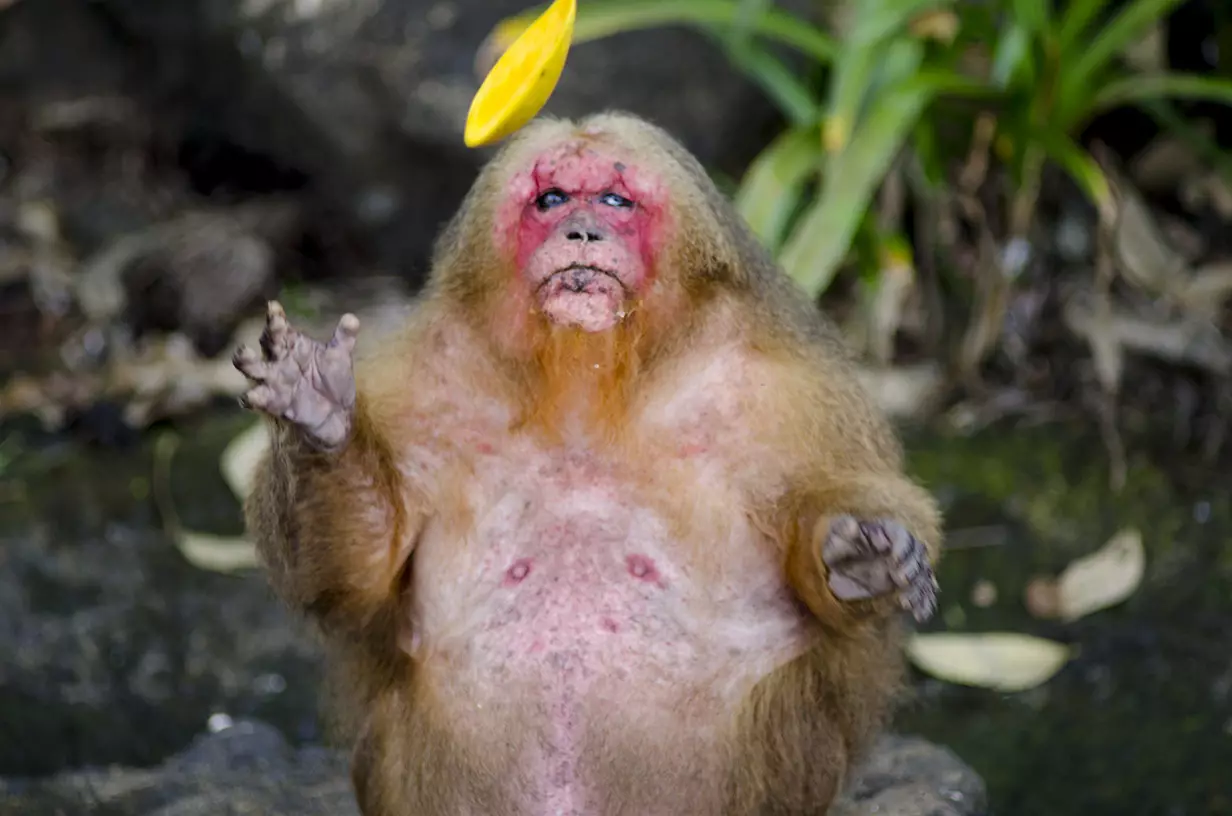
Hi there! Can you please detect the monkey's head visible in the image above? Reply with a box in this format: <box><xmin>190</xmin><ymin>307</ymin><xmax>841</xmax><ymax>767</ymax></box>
<box><xmin>434</xmin><ymin>112</ymin><xmax>750</xmax><ymax>353</ymax></box>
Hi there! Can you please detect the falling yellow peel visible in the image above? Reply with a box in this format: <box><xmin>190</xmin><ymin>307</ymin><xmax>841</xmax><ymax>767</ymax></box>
<box><xmin>464</xmin><ymin>0</ymin><xmax>577</xmax><ymax>148</ymax></box>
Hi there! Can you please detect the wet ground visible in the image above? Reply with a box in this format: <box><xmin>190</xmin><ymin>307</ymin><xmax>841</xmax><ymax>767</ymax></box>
<box><xmin>0</xmin><ymin>408</ymin><xmax>1229</xmax><ymax>814</ymax></box>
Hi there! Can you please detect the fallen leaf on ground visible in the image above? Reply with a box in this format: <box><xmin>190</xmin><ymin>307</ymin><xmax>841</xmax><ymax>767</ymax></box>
<box><xmin>906</xmin><ymin>632</ymin><xmax>1073</xmax><ymax>692</ymax></box>
<box><xmin>1056</xmin><ymin>527</ymin><xmax>1145</xmax><ymax>622</ymax></box>
<box><xmin>221</xmin><ymin>421</ymin><xmax>270</xmax><ymax>501</ymax></box>
<box><xmin>853</xmin><ymin>362</ymin><xmax>945</xmax><ymax>420</ymax></box>
<box><xmin>173</xmin><ymin>530</ymin><xmax>259</xmax><ymax>573</ymax></box>
<box><xmin>1062</xmin><ymin>284</ymin><xmax>1232</xmax><ymax>379</ymax></box>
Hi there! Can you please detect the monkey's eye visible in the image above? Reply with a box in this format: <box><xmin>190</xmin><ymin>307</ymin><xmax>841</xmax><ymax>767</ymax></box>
<box><xmin>535</xmin><ymin>189</ymin><xmax>569</xmax><ymax>211</ymax></box>
<box><xmin>599</xmin><ymin>192</ymin><xmax>634</xmax><ymax>209</ymax></box>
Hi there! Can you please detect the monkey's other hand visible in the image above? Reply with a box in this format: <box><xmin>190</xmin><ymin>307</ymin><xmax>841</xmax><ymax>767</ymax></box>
<box><xmin>233</xmin><ymin>301</ymin><xmax>360</xmax><ymax>450</ymax></box>
<box><xmin>822</xmin><ymin>516</ymin><xmax>938</xmax><ymax>623</ymax></box>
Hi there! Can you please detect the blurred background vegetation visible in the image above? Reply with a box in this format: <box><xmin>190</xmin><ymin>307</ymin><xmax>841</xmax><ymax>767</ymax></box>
<box><xmin>0</xmin><ymin>1</ymin><xmax>1230</xmax><ymax>815</ymax></box>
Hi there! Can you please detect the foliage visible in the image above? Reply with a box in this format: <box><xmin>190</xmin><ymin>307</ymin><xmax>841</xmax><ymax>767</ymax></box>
<box><xmin>490</xmin><ymin>0</ymin><xmax>1232</xmax><ymax>363</ymax></box>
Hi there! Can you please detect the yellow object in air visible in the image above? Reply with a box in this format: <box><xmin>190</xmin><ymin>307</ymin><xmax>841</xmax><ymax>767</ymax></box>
<box><xmin>464</xmin><ymin>0</ymin><xmax>577</xmax><ymax>148</ymax></box>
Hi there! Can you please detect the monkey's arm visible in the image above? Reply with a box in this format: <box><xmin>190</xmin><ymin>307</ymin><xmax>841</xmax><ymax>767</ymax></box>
<box><xmin>235</xmin><ymin>301</ymin><xmax>420</xmax><ymax>651</ymax></box>
<box><xmin>765</xmin><ymin>353</ymin><xmax>943</xmax><ymax>630</ymax></box>
<box><xmin>782</xmin><ymin>469</ymin><xmax>941</xmax><ymax>631</ymax></box>
<box><xmin>245</xmin><ymin>401</ymin><xmax>418</xmax><ymax>647</ymax></box>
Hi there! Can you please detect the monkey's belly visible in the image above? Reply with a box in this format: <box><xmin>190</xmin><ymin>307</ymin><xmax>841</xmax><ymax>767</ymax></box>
<box><xmin>411</xmin><ymin>492</ymin><xmax>808</xmax><ymax>814</ymax></box>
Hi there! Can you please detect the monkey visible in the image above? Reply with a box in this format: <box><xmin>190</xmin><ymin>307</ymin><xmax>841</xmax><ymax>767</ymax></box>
<box><xmin>234</xmin><ymin>111</ymin><xmax>942</xmax><ymax>816</ymax></box>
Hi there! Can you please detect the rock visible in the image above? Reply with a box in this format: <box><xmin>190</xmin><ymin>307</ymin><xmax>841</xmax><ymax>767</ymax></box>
<box><xmin>91</xmin><ymin>0</ymin><xmax>801</xmax><ymax>279</ymax></box>
<box><xmin>0</xmin><ymin>436</ymin><xmax>326</xmax><ymax>778</ymax></box>
<box><xmin>0</xmin><ymin>724</ymin><xmax>985</xmax><ymax>816</ymax></box>
<box><xmin>76</xmin><ymin>203</ymin><xmax>299</xmax><ymax>357</ymax></box>
<box><xmin>833</xmin><ymin>735</ymin><xmax>989</xmax><ymax>816</ymax></box>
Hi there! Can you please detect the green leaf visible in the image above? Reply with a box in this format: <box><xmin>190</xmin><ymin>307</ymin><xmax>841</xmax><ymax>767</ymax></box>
<box><xmin>781</xmin><ymin>83</ymin><xmax>937</xmax><ymax>297</ymax></box>
<box><xmin>1058</xmin><ymin>0</ymin><xmax>1186</xmax><ymax>122</ymax></box>
<box><xmin>845</xmin><ymin>0</ymin><xmax>955</xmax><ymax>45</ymax></box>
<box><xmin>733</xmin><ymin>126</ymin><xmax>821</xmax><ymax>249</ymax></box>
<box><xmin>1058</xmin><ymin>0</ymin><xmax>1110</xmax><ymax>53</ymax></box>
<box><xmin>991</xmin><ymin>22</ymin><xmax>1034</xmax><ymax>89</ymax></box>
<box><xmin>489</xmin><ymin>0</ymin><xmax>836</xmax><ymax>63</ymax></box>
<box><xmin>720</xmin><ymin>38</ymin><xmax>820</xmax><ymax>125</ymax></box>
<box><xmin>822</xmin><ymin>0</ymin><xmax>951</xmax><ymax>152</ymax></box>
<box><xmin>1031</xmin><ymin>128</ymin><xmax>1112</xmax><ymax>213</ymax></box>
<box><xmin>727</xmin><ymin>0</ymin><xmax>775</xmax><ymax>51</ymax></box>
<box><xmin>1091</xmin><ymin>72</ymin><xmax>1232</xmax><ymax>115</ymax></box>
<box><xmin>874</xmin><ymin>38</ymin><xmax>927</xmax><ymax>93</ymax></box>
<box><xmin>1011</xmin><ymin>0</ymin><xmax>1051</xmax><ymax>36</ymax></box>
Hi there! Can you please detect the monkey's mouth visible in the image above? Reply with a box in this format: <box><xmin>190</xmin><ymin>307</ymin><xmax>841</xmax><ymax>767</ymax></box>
<box><xmin>536</xmin><ymin>265</ymin><xmax>628</xmax><ymax>332</ymax></box>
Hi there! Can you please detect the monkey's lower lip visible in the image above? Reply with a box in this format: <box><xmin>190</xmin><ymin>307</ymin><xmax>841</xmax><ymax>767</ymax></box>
<box><xmin>537</xmin><ymin>267</ymin><xmax>626</xmax><ymax>332</ymax></box>
<box><xmin>539</xmin><ymin>265</ymin><xmax>622</xmax><ymax>294</ymax></box>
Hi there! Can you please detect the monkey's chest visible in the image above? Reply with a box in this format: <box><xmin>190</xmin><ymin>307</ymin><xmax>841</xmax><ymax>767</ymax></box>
<box><xmin>407</xmin><ymin>477</ymin><xmax>807</xmax><ymax>814</ymax></box>
<box><xmin>409</xmin><ymin>478</ymin><xmax>805</xmax><ymax>686</ymax></box>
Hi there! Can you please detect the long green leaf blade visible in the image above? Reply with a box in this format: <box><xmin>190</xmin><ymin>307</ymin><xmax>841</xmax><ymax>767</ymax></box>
<box><xmin>1091</xmin><ymin>72</ymin><xmax>1232</xmax><ymax>115</ymax></box>
<box><xmin>822</xmin><ymin>0</ymin><xmax>949</xmax><ymax>152</ymax></box>
<box><xmin>992</xmin><ymin>22</ymin><xmax>1034</xmax><ymax>89</ymax></box>
<box><xmin>733</xmin><ymin>126</ymin><xmax>821</xmax><ymax>248</ymax></box>
<box><xmin>782</xmin><ymin>86</ymin><xmax>936</xmax><ymax>296</ymax></box>
<box><xmin>485</xmin><ymin>0</ymin><xmax>836</xmax><ymax>64</ymax></box>
<box><xmin>1030</xmin><ymin>128</ymin><xmax>1112</xmax><ymax>214</ymax></box>
<box><xmin>845</xmin><ymin>0</ymin><xmax>955</xmax><ymax>45</ymax></box>
<box><xmin>720</xmin><ymin>38</ymin><xmax>820</xmax><ymax>125</ymax></box>
<box><xmin>1060</xmin><ymin>0</ymin><xmax>1186</xmax><ymax>121</ymax></box>
<box><xmin>1058</xmin><ymin>0</ymin><xmax>1110</xmax><ymax>53</ymax></box>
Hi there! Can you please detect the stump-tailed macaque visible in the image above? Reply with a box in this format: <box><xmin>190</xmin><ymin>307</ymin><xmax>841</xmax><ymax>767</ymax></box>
<box><xmin>235</xmin><ymin>112</ymin><xmax>942</xmax><ymax>816</ymax></box>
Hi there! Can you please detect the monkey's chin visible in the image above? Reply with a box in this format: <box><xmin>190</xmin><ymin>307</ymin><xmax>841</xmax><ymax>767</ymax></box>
<box><xmin>537</xmin><ymin>271</ymin><xmax>627</xmax><ymax>333</ymax></box>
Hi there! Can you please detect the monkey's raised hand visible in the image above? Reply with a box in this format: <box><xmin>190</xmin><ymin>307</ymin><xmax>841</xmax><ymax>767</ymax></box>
<box><xmin>822</xmin><ymin>516</ymin><xmax>938</xmax><ymax>623</ymax></box>
<box><xmin>233</xmin><ymin>300</ymin><xmax>360</xmax><ymax>451</ymax></box>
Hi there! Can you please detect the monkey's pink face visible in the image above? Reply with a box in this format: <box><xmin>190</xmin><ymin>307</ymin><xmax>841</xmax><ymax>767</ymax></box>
<box><xmin>500</xmin><ymin>142</ymin><xmax>667</xmax><ymax>333</ymax></box>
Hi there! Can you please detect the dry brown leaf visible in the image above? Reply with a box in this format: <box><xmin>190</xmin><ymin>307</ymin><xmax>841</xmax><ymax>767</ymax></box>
<box><xmin>1024</xmin><ymin>575</ymin><xmax>1062</xmax><ymax>620</ymax></box>
<box><xmin>906</xmin><ymin>632</ymin><xmax>1073</xmax><ymax>692</ymax></box>
<box><xmin>174</xmin><ymin>530</ymin><xmax>259</xmax><ymax>573</ymax></box>
<box><xmin>1062</xmin><ymin>284</ymin><xmax>1232</xmax><ymax>379</ymax></box>
<box><xmin>1110</xmin><ymin>182</ymin><xmax>1188</xmax><ymax>295</ymax></box>
<box><xmin>853</xmin><ymin>363</ymin><xmax>945</xmax><ymax>420</ymax></box>
<box><xmin>1056</xmin><ymin>528</ymin><xmax>1146</xmax><ymax>622</ymax></box>
<box><xmin>1175</xmin><ymin>261</ymin><xmax>1232</xmax><ymax>319</ymax></box>
<box><xmin>864</xmin><ymin>253</ymin><xmax>915</xmax><ymax>366</ymax></box>
<box><xmin>1131</xmin><ymin>135</ymin><xmax>1207</xmax><ymax>193</ymax></box>
<box><xmin>220</xmin><ymin>421</ymin><xmax>270</xmax><ymax>501</ymax></box>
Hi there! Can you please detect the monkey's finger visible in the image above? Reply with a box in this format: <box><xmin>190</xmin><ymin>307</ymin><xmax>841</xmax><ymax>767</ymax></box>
<box><xmin>886</xmin><ymin>522</ymin><xmax>916</xmax><ymax>563</ymax></box>
<box><xmin>238</xmin><ymin>383</ymin><xmax>287</xmax><ymax>415</ymax></box>
<box><xmin>901</xmin><ymin>579</ymin><xmax>938</xmax><ymax>623</ymax></box>
<box><xmin>261</xmin><ymin>301</ymin><xmax>294</xmax><ymax>360</ymax></box>
<box><xmin>821</xmin><ymin>515</ymin><xmax>862</xmax><ymax>564</ymax></box>
<box><xmin>233</xmin><ymin>345</ymin><xmax>272</xmax><ymax>381</ymax></box>
<box><xmin>329</xmin><ymin>313</ymin><xmax>361</xmax><ymax>354</ymax></box>
<box><xmin>890</xmin><ymin>551</ymin><xmax>924</xmax><ymax>589</ymax></box>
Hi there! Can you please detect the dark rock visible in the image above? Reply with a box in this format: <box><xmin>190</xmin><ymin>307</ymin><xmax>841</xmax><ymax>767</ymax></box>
<box><xmin>89</xmin><ymin>0</ymin><xmax>801</xmax><ymax>281</ymax></box>
<box><xmin>0</xmin><ymin>432</ymin><xmax>325</xmax><ymax>777</ymax></box>
<box><xmin>0</xmin><ymin>724</ymin><xmax>985</xmax><ymax>816</ymax></box>
<box><xmin>833</xmin><ymin>735</ymin><xmax>989</xmax><ymax>816</ymax></box>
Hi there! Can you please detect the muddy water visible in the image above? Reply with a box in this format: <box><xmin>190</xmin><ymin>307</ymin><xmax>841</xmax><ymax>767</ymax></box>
<box><xmin>0</xmin><ymin>410</ymin><xmax>1228</xmax><ymax>814</ymax></box>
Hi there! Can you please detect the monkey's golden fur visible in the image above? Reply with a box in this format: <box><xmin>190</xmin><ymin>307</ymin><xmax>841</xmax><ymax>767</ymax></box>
<box><xmin>244</xmin><ymin>112</ymin><xmax>942</xmax><ymax>815</ymax></box>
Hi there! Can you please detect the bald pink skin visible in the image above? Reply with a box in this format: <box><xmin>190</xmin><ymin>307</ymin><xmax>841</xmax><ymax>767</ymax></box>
<box><xmin>494</xmin><ymin>141</ymin><xmax>669</xmax><ymax>332</ymax></box>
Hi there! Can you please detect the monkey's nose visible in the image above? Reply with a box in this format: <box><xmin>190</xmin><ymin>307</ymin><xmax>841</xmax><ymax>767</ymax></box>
<box><xmin>561</xmin><ymin>212</ymin><xmax>607</xmax><ymax>243</ymax></box>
